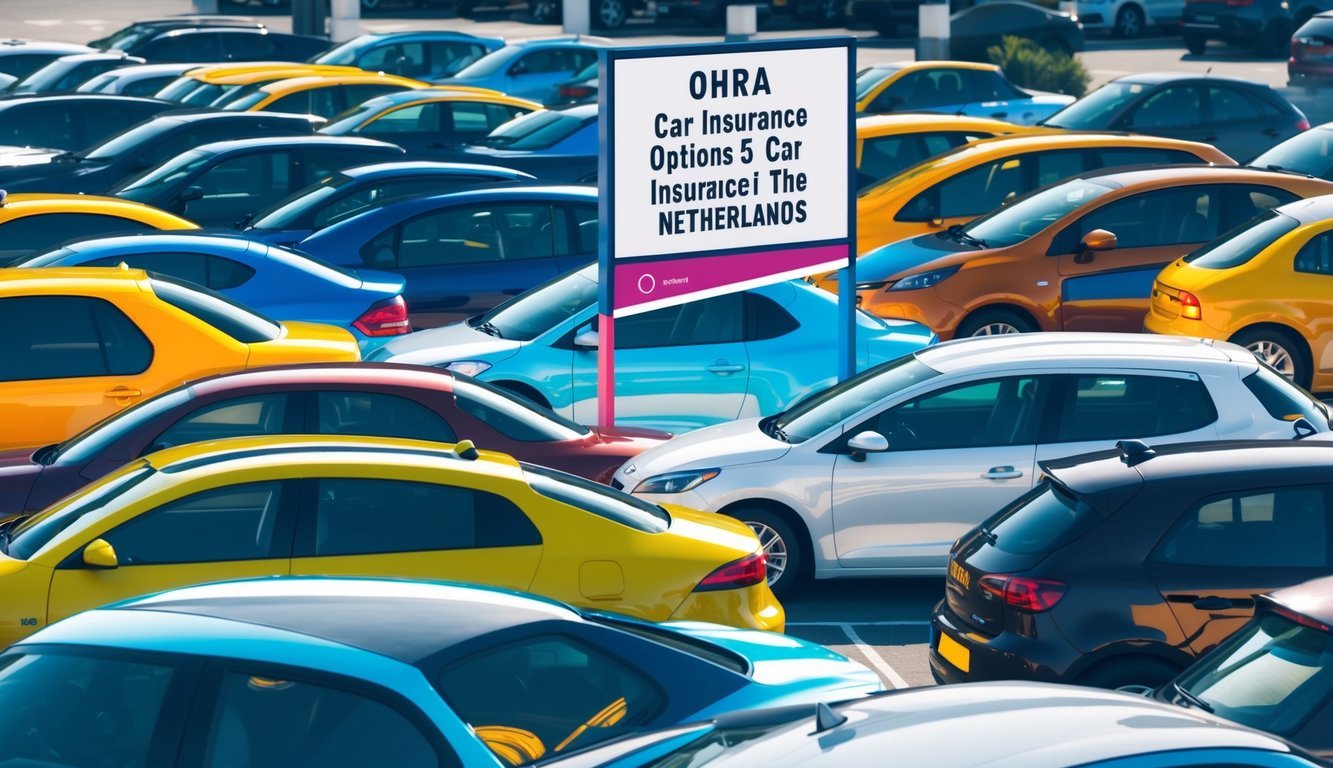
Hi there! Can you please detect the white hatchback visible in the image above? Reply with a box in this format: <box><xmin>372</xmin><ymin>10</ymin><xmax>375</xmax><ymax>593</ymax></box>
<box><xmin>613</xmin><ymin>333</ymin><xmax>1331</xmax><ymax>594</ymax></box>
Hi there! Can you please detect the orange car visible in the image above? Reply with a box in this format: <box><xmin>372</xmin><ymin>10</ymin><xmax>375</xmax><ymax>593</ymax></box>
<box><xmin>0</xmin><ymin>267</ymin><xmax>360</xmax><ymax>450</ymax></box>
<box><xmin>855</xmin><ymin>133</ymin><xmax>1236</xmax><ymax>255</ymax></box>
<box><xmin>845</xmin><ymin>166</ymin><xmax>1333</xmax><ymax>340</ymax></box>
<box><xmin>0</xmin><ymin>194</ymin><xmax>196</xmax><ymax>263</ymax></box>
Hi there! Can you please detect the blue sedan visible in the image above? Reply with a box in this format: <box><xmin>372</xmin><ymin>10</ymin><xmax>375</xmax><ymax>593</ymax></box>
<box><xmin>369</xmin><ymin>264</ymin><xmax>937</xmax><ymax>433</ymax></box>
<box><xmin>442</xmin><ymin>37</ymin><xmax>607</xmax><ymax>102</ymax></box>
<box><xmin>243</xmin><ymin>160</ymin><xmax>537</xmax><ymax>248</ymax></box>
<box><xmin>441</xmin><ymin>104</ymin><xmax>599</xmax><ymax>183</ymax></box>
<box><xmin>0</xmin><ymin>578</ymin><xmax>883</xmax><ymax>767</ymax></box>
<box><xmin>297</xmin><ymin>184</ymin><xmax>596</xmax><ymax>329</ymax></box>
<box><xmin>13</xmin><ymin>232</ymin><xmax>410</xmax><ymax>348</ymax></box>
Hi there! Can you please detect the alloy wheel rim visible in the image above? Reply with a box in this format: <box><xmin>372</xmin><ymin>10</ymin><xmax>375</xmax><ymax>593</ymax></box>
<box><xmin>972</xmin><ymin>322</ymin><xmax>1022</xmax><ymax>336</ymax></box>
<box><xmin>746</xmin><ymin>522</ymin><xmax>788</xmax><ymax>585</ymax></box>
<box><xmin>1120</xmin><ymin>9</ymin><xmax>1141</xmax><ymax>36</ymax></box>
<box><xmin>601</xmin><ymin>0</ymin><xmax>624</xmax><ymax>25</ymax></box>
<box><xmin>1248</xmin><ymin>340</ymin><xmax>1295</xmax><ymax>379</ymax></box>
<box><xmin>820</xmin><ymin>0</ymin><xmax>839</xmax><ymax>21</ymax></box>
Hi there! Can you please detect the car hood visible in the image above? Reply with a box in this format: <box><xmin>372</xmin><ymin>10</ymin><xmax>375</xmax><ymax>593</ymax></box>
<box><xmin>366</xmin><ymin>320</ymin><xmax>522</xmax><ymax>365</ymax></box>
<box><xmin>858</xmin><ymin>233</ymin><xmax>974</xmax><ymax>283</ymax></box>
<box><xmin>0</xmin><ymin>448</ymin><xmax>41</xmax><ymax>520</ymax></box>
<box><xmin>665</xmin><ymin>620</ymin><xmax>883</xmax><ymax>693</ymax></box>
<box><xmin>617</xmin><ymin>418</ymin><xmax>789</xmax><ymax>486</ymax></box>
<box><xmin>1026</xmin><ymin>90</ymin><xmax>1077</xmax><ymax>107</ymax></box>
<box><xmin>0</xmin><ymin>145</ymin><xmax>64</xmax><ymax>167</ymax></box>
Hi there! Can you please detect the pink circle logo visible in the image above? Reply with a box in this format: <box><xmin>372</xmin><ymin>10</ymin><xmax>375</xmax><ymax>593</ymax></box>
<box><xmin>638</xmin><ymin>274</ymin><xmax>655</xmax><ymax>294</ymax></box>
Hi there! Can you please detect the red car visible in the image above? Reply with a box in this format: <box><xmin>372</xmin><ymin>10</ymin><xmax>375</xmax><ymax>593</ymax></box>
<box><xmin>1291</xmin><ymin>12</ymin><xmax>1333</xmax><ymax>86</ymax></box>
<box><xmin>0</xmin><ymin>363</ymin><xmax>668</xmax><ymax>521</ymax></box>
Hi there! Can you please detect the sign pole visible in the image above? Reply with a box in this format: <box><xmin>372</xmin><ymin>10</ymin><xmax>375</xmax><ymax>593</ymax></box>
<box><xmin>597</xmin><ymin>313</ymin><xmax>615</xmax><ymax>427</ymax></box>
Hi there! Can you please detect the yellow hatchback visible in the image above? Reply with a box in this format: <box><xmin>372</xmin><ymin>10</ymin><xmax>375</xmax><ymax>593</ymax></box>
<box><xmin>0</xmin><ymin>268</ymin><xmax>359</xmax><ymax>451</ymax></box>
<box><xmin>1147</xmin><ymin>194</ymin><xmax>1333</xmax><ymax>391</ymax></box>
<box><xmin>156</xmin><ymin>63</ymin><xmax>368</xmax><ymax>106</ymax></box>
<box><xmin>0</xmin><ymin>435</ymin><xmax>784</xmax><ymax>648</ymax></box>
<box><xmin>855</xmin><ymin>133</ymin><xmax>1235</xmax><ymax>255</ymax></box>
<box><xmin>0</xmin><ymin>193</ymin><xmax>197</xmax><ymax>263</ymax></box>
<box><xmin>220</xmin><ymin>73</ymin><xmax>430</xmax><ymax>119</ymax></box>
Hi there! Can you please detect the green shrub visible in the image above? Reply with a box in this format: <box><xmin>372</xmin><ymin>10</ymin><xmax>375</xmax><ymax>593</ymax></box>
<box><xmin>987</xmin><ymin>35</ymin><xmax>1091</xmax><ymax>98</ymax></box>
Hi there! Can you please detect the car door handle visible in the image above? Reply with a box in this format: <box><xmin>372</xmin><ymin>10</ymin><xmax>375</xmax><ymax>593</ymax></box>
<box><xmin>105</xmin><ymin>387</ymin><xmax>143</xmax><ymax>400</ymax></box>
<box><xmin>707</xmin><ymin>362</ymin><xmax>746</xmax><ymax>375</ymax></box>
<box><xmin>991</xmin><ymin>112</ymin><xmax>1008</xmax><ymax>119</ymax></box>
<box><xmin>981</xmin><ymin>466</ymin><xmax>1023</xmax><ymax>479</ymax></box>
<box><xmin>1167</xmin><ymin>595</ymin><xmax>1252</xmax><ymax>611</ymax></box>
<box><xmin>1262</xmin><ymin>128</ymin><xmax>1280</xmax><ymax>137</ymax></box>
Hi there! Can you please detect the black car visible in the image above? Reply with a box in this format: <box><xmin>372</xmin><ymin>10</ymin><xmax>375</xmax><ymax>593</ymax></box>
<box><xmin>117</xmin><ymin>28</ymin><xmax>329</xmax><ymax>64</ymax></box>
<box><xmin>932</xmin><ymin>437</ymin><xmax>1333</xmax><ymax>690</ymax></box>
<box><xmin>0</xmin><ymin>40</ymin><xmax>96</xmax><ymax>80</ymax></box>
<box><xmin>0</xmin><ymin>95</ymin><xmax>174</xmax><ymax>157</ymax></box>
<box><xmin>112</xmin><ymin>135</ymin><xmax>405</xmax><ymax>227</ymax></box>
<box><xmin>892</xmin><ymin>1</ymin><xmax>1083</xmax><ymax>60</ymax></box>
<box><xmin>89</xmin><ymin>16</ymin><xmax>268</xmax><ymax>51</ymax></box>
<box><xmin>1150</xmin><ymin>575</ymin><xmax>1333</xmax><ymax>759</ymax></box>
<box><xmin>1182</xmin><ymin>0</ymin><xmax>1320</xmax><ymax>57</ymax></box>
<box><xmin>1249</xmin><ymin>122</ymin><xmax>1333</xmax><ymax>179</ymax></box>
<box><xmin>851</xmin><ymin>0</ymin><xmax>968</xmax><ymax>38</ymax></box>
<box><xmin>1042</xmin><ymin>73</ymin><xmax>1307</xmax><ymax>161</ymax></box>
<box><xmin>5</xmin><ymin>52</ymin><xmax>146</xmax><ymax>95</ymax></box>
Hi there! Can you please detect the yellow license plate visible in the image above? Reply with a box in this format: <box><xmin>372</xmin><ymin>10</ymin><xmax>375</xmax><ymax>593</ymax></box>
<box><xmin>948</xmin><ymin>559</ymin><xmax>970</xmax><ymax>590</ymax></box>
<box><xmin>937</xmin><ymin>631</ymin><xmax>970</xmax><ymax>674</ymax></box>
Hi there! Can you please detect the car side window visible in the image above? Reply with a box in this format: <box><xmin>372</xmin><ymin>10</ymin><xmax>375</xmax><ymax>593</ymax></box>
<box><xmin>372</xmin><ymin>204</ymin><xmax>557</xmax><ymax>268</ymax></box>
<box><xmin>744</xmin><ymin>293</ymin><xmax>799</xmax><ymax>341</ymax></box>
<box><xmin>1095</xmin><ymin>148</ymin><xmax>1201</xmax><ymax>167</ymax></box>
<box><xmin>1224</xmin><ymin>185</ymin><xmax>1299</xmax><ymax>222</ymax></box>
<box><xmin>438</xmin><ymin>635</ymin><xmax>664</xmax><ymax>765</ymax></box>
<box><xmin>1152</xmin><ymin>486</ymin><xmax>1330</xmax><ymax>568</ymax></box>
<box><xmin>1053</xmin><ymin>374</ymin><xmax>1216</xmax><ymax>443</ymax></box>
<box><xmin>976</xmin><ymin>70</ymin><xmax>1024</xmax><ymax>100</ymax></box>
<box><xmin>450</xmin><ymin>102</ymin><xmax>523</xmax><ymax>140</ymax></box>
<box><xmin>1295</xmin><ymin>231</ymin><xmax>1333</xmax><ymax>275</ymax></box>
<box><xmin>101</xmin><ymin>481</ymin><xmax>291</xmax><ymax>565</ymax></box>
<box><xmin>361</xmin><ymin>103</ymin><xmax>434</xmax><ymax>135</ymax></box>
<box><xmin>0</xmin><ymin>214</ymin><xmax>156</xmax><ymax>260</ymax></box>
<box><xmin>151</xmin><ymin>394</ymin><xmax>293</xmax><ymax>452</ymax></box>
<box><xmin>315</xmin><ymin>390</ymin><xmax>456</xmax><ymax>443</ymax></box>
<box><xmin>1209</xmin><ymin>86</ymin><xmax>1263</xmax><ymax>124</ymax></box>
<box><xmin>342</xmin><ymin>85</ymin><xmax>411</xmax><ymax>112</ymax></box>
<box><xmin>902</xmin><ymin>156</ymin><xmax>1027</xmax><ymax>221</ymax></box>
<box><xmin>196</xmin><ymin>152</ymin><xmax>293</xmax><ymax>199</ymax></box>
<box><xmin>0</xmin><ymin>105</ymin><xmax>77</xmax><ymax>149</ymax></box>
<box><xmin>201</xmin><ymin>669</ymin><xmax>451</xmax><ymax>768</ymax></box>
<box><xmin>313</xmin><ymin>179</ymin><xmax>453</xmax><ymax>228</ymax></box>
<box><xmin>0</xmin><ymin>296</ymin><xmax>152</xmax><ymax>382</ymax></box>
<box><xmin>1034</xmin><ymin>149</ymin><xmax>1086</xmax><ymax>188</ymax></box>
<box><xmin>267</xmin><ymin>90</ymin><xmax>313</xmax><ymax>116</ymax></box>
<box><xmin>858</xmin><ymin>135</ymin><xmax>927</xmax><ymax>192</ymax></box>
<box><xmin>86</xmin><ymin>252</ymin><xmax>256</xmax><ymax>290</ymax></box>
<box><xmin>511</xmin><ymin>49</ymin><xmax>563</xmax><ymax>75</ymax></box>
<box><xmin>1128</xmin><ymin>86</ymin><xmax>1203</xmax><ymax>130</ymax></box>
<box><xmin>303</xmin><ymin>149</ymin><xmax>386</xmax><ymax>183</ymax></box>
<box><xmin>429</xmin><ymin>42</ymin><xmax>487</xmax><ymax>77</ymax></box>
<box><xmin>570</xmin><ymin>204</ymin><xmax>598</xmax><ymax>253</ymax></box>
<box><xmin>867</xmin><ymin>376</ymin><xmax>1044</xmax><ymax>450</ymax></box>
<box><xmin>308</xmin><ymin>478</ymin><xmax>540</xmax><ymax>557</ymax></box>
<box><xmin>1057</xmin><ymin>186</ymin><xmax>1218</xmax><ymax>252</ymax></box>
<box><xmin>223</xmin><ymin>32</ymin><xmax>278</xmax><ymax>61</ymax></box>
<box><xmin>141</xmin><ymin>34</ymin><xmax>223</xmax><ymax>63</ymax></box>
<box><xmin>614</xmin><ymin>292</ymin><xmax>743</xmax><ymax>349</ymax></box>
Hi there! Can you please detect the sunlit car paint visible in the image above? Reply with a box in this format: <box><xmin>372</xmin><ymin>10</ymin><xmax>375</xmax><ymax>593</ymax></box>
<box><xmin>854</xmin><ymin>61</ymin><xmax>1073</xmax><ymax>123</ymax></box>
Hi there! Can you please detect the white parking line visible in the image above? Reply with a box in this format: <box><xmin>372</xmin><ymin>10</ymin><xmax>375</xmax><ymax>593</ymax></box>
<box><xmin>837</xmin><ymin>622</ymin><xmax>911</xmax><ymax>690</ymax></box>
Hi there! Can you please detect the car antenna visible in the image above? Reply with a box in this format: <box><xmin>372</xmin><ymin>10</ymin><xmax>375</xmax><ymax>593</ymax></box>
<box><xmin>1116</xmin><ymin>439</ymin><xmax>1156</xmax><ymax>466</ymax></box>
<box><xmin>813</xmin><ymin>702</ymin><xmax>847</xmax><ymax>733</ymax></box>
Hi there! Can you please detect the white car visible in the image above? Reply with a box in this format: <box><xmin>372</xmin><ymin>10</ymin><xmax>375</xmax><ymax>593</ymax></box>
<box><xmin>1073</xmin><ymin>0</ymin><xmax>1183</xmax><ymax>38</ymax></box>
<box><xmin>613</xmin><ymin>333</ymin><xmax>1331</xmax><ymax>594</ymax></box>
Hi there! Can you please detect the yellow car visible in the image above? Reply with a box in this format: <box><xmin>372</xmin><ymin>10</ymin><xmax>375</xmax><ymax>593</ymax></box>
<box><xmin>156</xmin><ymin>63</ymin><xmax>368</xmax><ymax>106</ymax></box>
<box><xmin>321</xmin><ymin>88</ymin><xmax>541</xmax><ymax>151</ymax></box>
<box><xmin>1147</xmin><ymin>194</ymin><xmax>1333</xmax><ymax>391</ymax></box>
<box><xmin>0</xmin><ymin>435</ymin><xmax>784</xmax><ymax>647</ymax></box>
<box><xmin>855</xmin><ymin>113</ymin><xmax>1045</xmax><ymax>193</ymax></box>
<box><xmin>854</xmin><ymin>61</ymin><xmax>1072</xmax><ymax>122</ymax></box>
<box><xmin>855</xmin><ymin>133</ymin><xmax>1236</xmax><ymax>255</ymax></box>
<box><xmin>0</xmin><ymin>193</ymin><xmax>197</xmax><ymax>263</ymax></box>
<box><xmin>0</xmin><ymin>267</ymin><xmax>359</xmax><ymax>451</ymax></box>
<box><xmin>220</xmin><ymin>73</ymin><xmax>430</xmax><ymax>119</ymax></box>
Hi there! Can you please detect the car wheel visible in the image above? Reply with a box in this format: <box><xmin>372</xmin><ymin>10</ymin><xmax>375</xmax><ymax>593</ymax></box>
<box><xmin>1260</xmin><ymin>21</ymin><xmax>1292</xmax><ymax>57</ymax></box>
<box><xmin>1183</xmin><ymin>30</ymin><xmax>1207</xmax><ymax>55</ymax></box>
<box><xmin>1077</xmin><ymin>657</ymin><xmax>1180</xmax><ymax>689</ymax></box>
<box><xmin>595</xmin><ymin>0</ymin><xmax>627</xmax><ymax>27</ymax></box>
<box><xmin>1231</xmin><ymin>326</ymin><xmax>1312</xmax><ymax>389</ymax></box>
<box><xmin>728</xmin><ymin>508</ymin><xmax>805</xmax><ymax>597</ymax></box>
<box><xmin>1114</xmin><ymin>3</ymin><xmax>1145</xmax><ymax>38</ymax></box>
<box><xmin>956</xmin><ymin>308</ymin><xmax>1036</xmax><ymax>338</ymax></box>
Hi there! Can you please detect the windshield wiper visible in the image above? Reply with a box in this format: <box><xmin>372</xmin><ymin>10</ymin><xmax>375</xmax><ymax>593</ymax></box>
<box><xmin>477</xmin><ymin>321</ymin><xmax>503</xmax><ymax>338</ymax></box>
<box><xmin>1171</xmin><ymin>681</ymin><xmax>1213</xmax><ymax>713</ymax></box>
<box><xmin>945</xmin><ymin>224</ymin><xmax>988</xmax><ymax>250</ymax></box>
<box><xmin>760</xmin><ymin>415</ymin><xmax>789</xmax><ymax>442</ymax></box>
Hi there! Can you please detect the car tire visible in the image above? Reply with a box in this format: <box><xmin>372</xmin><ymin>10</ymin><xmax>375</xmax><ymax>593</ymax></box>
<box><xmin>727</xmin><ymin>507</ymin><xmax>805</xmax><ymax>597</ymax></box>
<box><xmin>1076</xmin><ymin>657</ymin><xmax>1180</xmax><ymax>689</ymax></box>
<box><xmin>595</xmin><ymin>0</ymin><xmax>627</xmax><ymax>27</ymax></box>
<box><xmin>1114</xmin><ymin>3</ymin><xmax>1145</xmax><ymax>38</ymax></box>
<box><xmin>956</xmin><ymin>308</ymin><xmax>1036</xmax><ymax>338</ymax></box>
<box><xmin>1260</xmin><ymin>21</ymin><xmax>1291</xmax><ymax>57</ymax></box>
<box><xmin>1183</xmin><ymin>30</ymin><xmax>1207</xmax><ymax>55</ymax></box>
<box><xmin>1231</xmin><ymin>326</ymin><xmax>1312</xmax><ymax>389</ymax></box>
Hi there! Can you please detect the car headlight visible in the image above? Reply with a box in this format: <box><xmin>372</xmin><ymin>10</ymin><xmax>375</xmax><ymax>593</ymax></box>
<box><xmin>442</xmin><ymin>361</ymin><xmax>493</xmax><ymax>376</ymax></box>
<box><xmin>633</xmin><ymin>468</ymin><xmax>720</xmax><ymax>494</ymax></box>
<box><xmin>888</xmin><ymin>265</ymin><xmax>960</xmax><ymax>292</ymax></box>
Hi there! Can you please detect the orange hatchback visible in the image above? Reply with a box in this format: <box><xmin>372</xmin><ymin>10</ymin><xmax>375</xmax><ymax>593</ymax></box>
<box><xmin>848</xmin><ymin>166</ymin><xmax>1333</xmax><ymax>339</ymax></box>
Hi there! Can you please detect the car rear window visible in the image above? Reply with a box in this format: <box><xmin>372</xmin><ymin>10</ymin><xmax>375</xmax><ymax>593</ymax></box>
<box><xmin>522</xmin><ymin>463</ymin><xmax>669</xmax><ymax>533</ymax></box>
<box><xmin>1183</xmin><ymin>209</ymin><xmax>1298</xmax><ymax>269</ymax></box>
<box><xmin>983</xmin><ymin>481</ymin><xmax>1101</xmax><ymax>555</ymax></box>
<box><xmin>150</xmin><ymin>276</ymin><xmax>281</xmax><ymax>344</ymax></box>
<box><xmin>1241</xmin><ymin>365</ymin><xmax>1330</xmax><ymax>428</ymax></box>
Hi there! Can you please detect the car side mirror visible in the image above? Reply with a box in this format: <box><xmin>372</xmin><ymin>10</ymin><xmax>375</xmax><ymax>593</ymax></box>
<box><xmin>574</xmin><ymin>328</ymin><xmax>599</xmax><ymax>349</ymax></box>
<box><xmin>1292</xmin><ymin>416</ymin><xmax>1318</xmax><ymax>440</ymax></box>
<box><xmin>1076</xmin><ymin>228</ymin><xmax>1116</xmax><ymax>263</ymax></box>
<box><xmin>82</xmin><ymin>538</ymin><xmax>118</xmax><ymax>569</ymax></box>
<box><xmin>371</xmin><ymin>247</ymin><xmax>395</xmax><ymax>269</ymax></box>
<box><xmin>846</xmin><ymin>430</ymin><xmax>889</xmax><ymax>461</ymax></box>
<box><xmin>178</xmin><ymin>185</ymin><xmax>204</xmax><ymax>203</ymax></box>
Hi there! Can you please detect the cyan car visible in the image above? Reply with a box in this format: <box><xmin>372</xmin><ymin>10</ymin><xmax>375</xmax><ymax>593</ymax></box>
<box><xmin>0</xmin><ymin>577</ymin><xmax>883</xmax><ymax>767</ymax></box>
<box><xmin>298</xmin><ymin>185</ymin><xmax>596</xmax><ymax>328</ymax></box>
<box><xmin>441</xmin><ymin>37</ymin><xmax>609</xmax><ymax>102</ymax></box>
<box><xmin>243</xmin><ymin>160</ymin><xmax>537</xmax><ymax>247</ymax></box>
<box><xmin>439</xmin><ymin>104</ymin><xmax>598</xmax><ymax>183</ymax></box>
<box><xmin>12</xmin><ymin>232</ymin><xmax>409</xmax><ymax>349</ymax></box>
<box><xmin>369</xmin><ymin>264</ymin><xmax>937</xmax><ymax>432</ymax></box>
<box><xmin>312</xmin><ymin>31</ymin><xmax>505</xmax><ymax>81</ymax></box>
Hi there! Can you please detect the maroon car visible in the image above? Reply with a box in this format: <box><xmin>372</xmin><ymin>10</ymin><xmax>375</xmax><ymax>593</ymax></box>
<box><xmin>1291</xmin><ymin>12</ymin><xmax>1333</xmax><ymax>86</ymax></box>
<box><xmin>0</xmin><ymin>363</ymin><xmax>669</xmax><ymax>520</ymax></box>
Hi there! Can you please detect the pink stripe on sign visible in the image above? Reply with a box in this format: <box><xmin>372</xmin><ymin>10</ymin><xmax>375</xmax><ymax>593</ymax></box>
<box><xmin>614</xmin><ymin>244</ymin><xmax>849</xmax><ymax>313</ymax></box>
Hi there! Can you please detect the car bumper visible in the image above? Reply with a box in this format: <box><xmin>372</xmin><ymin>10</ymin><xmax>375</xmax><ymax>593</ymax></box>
<box><xmin>860</xmin><ymin>290</ymin><xmax>966</xmax><ymax>340</ymax></box>
<box><xmin>670</xmin><ymin>583</ymin><xmax>786</xmax><ymax>633</ymax></box>
<box><xmin>1182</xmin><ymin>11</ymin><xmax>1257</xmax><ymax>40</ymax></box>
<box><xmin>928</xmin><ymin>600</ymin><xmax>1080</xmax><ymax>684</ymax></box>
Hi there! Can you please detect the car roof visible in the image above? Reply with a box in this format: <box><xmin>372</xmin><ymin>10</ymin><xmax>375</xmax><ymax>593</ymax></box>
<box><xmin>58</xmin><ymin>231</ymin><xmax>259</xmax><ymax>255</ymax></box>
<box><xmin>1116</xmin><ymin>71</ymin><xmax>1271</xmax><ymax>89</ymax></box>
<box><xmin>50</xmin><ymin>51</ymin><xmax>143</xmax><ymax>63</ymax></box>
<box><xmin>1275</xmin><ymin>193</ymin><xmax>1333</xmax><ymax>225</ymax></box>
<box><xmin>1077</xmin><ymin>164</ymin><xmax>1326</xmax><ymax>188</ymax></box>
<box><xmin>1269</xmin><ymin>574</ymin><xmax>1333</xmax><ymax>625</ymax></box>
<box><xmin>915</xmin><ymin>332</ymin><xmax>1237</xmax><ymax>373</ymax></box>
<box><xmin>336</xmin><ymin>159</ymin><xmax>534</xmax><ymax>180</ymax></box>
<box><xmin>875</xmin><ymin>60</ymin><xmax>999</xmax><ymax>74</ymax></box>
<box><xmin>185</xmin><ymin>361</ymin><xmax>458</xmax><ymax>396</ymax></box>
<box><xmin>255</xmin><ymin>73</ymin><xmax>422</xmax><ymax>94</ymax></box>
<box><xmin>0</xmin><ymin>265</ymin><xmax>151</xmax><ymax>293</ymax></box>
<box><xmin>855</xmin><ymin>113</ymin><xmax>1034</xmax><ymax>138</ymax></box>
<box><xmin>510</xmin><ymin>35</ymin><xmax>612</xmax><ymax>48</ymax></box>
<box><xmin>689</xmin><ymin>682</ymin><xmax>1295</xmax><ymax>767</ymax></box>
<box><xmin>76</xmin><ymin>577</ymin><xmax>581</xmax><ymax>665</ymax></box>
<box><xmin>114</xmin><ymin>16</ymin><xmax>264</xmax><ymax>29</ymax></box>
<box><xmin>0</xmin><ymin>93</ymin><xmax>168</xmax><ymax>109</ymax></box>
<box><xmin>357</xmin><ymin>87</ymin><xmax>526</xmax><ymax>107</ymax></box>
<box><xmin>189</xmin><ymin>134</ymin><xmax>402</xmax><ymax>156</ymax></box>
<box><xmin>0</xmin><ymin>40</ymin><xmax>95</xmax><ymax>55</ymax></box>
<box><xmin>354</xmin><ymin>184</ymin><xmax>595</xmax><ymax>217</ymax></box>
<box><xmin>136</xmin><ymin>109</ymin><xmax>321</xmax><ymax>128</ymax></box>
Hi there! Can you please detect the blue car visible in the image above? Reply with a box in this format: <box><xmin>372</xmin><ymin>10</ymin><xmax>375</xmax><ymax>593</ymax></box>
<box><xmin>0</xmin><ymin>577</ymin><xmax>883</xmax><ymax>767</ymax></box>
<box><xmin>244</xmin><ymin>160</ymin><xmax>537</xmax><ymax>248</ymax></box>
<box><xmin>442</xmin><ymin>104</ymin><xmax>598</xmax><ymax>183</ymax></box>
<box><xmin>312</xmin><ymin>31</ymin><xmax>505</xmax><ymax>81</ymax></box>
<box><xmin>298</xmin><ymin>184</ymin><xmax>596</xmax><ymax>329</ymax></box>
<box><xmin>12</xmin><ymin>232</ymin><xmax>409</xmax><ymax>348</ymax></box>
<box><xmin>370</xmin><ymin>265</ymin><xmax>937</xmax><ymax>432</ymax></box>
<box><xmin>856</xmin><ymin>62</ymin><xmax>1074</xmax><ymax>125</ymax></box>
<box><xmin>442</xmin><ymin>37</ymin><xmax>609</xmax><ymax>102</ymax></box>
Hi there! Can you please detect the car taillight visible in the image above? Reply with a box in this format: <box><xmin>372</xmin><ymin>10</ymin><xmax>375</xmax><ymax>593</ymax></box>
<box><xmin>353</xmin><ymin>296</ymin><xmax>410</xmax><ymax>336</ymax></box>
<box><xmin>695</xmin><ymin>552</ymin><xmax>767</xmax><ymax>591</ymax></box>
<box><xmin>1225</xmin><ymin>0</ymin><xmax>1253</xmax><ymax>6</ymax></box>
<box><xmin>1270</xmin><ymin>603</ymin><xmax>1333</xmax><ymax>633</ymax></box>
<box><xmin>561</xmin><ymin>85</ymin><xmax>593</xmax><ymax>99</ymax></box>
<box><xmin>979</xmin><ymin>575</ymin><xmax>1068</xmax><ymax>612</ymax></box>
<box><xmin>1179</xmin><ymin>291</ymin><xmax>1202</xmax><ymax>321</ymax></box>
<box><xmin>1296</xmin><ymin>117</ymin><xmax>1312</xmax><ymax>131</ymax></box>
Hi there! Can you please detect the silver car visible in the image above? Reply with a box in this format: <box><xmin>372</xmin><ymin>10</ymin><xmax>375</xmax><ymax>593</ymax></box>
<box><xmin>614</xmin><ymin>333</ymin><xmax>1331</xmax><ymax>593</ymax></box>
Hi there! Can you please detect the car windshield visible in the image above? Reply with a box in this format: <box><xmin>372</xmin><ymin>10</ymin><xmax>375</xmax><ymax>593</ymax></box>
<box><xmin>1175</xmin><ymin>608</ymin><xmax>1333</xmax><ymax>735</ymax></box>
<box><xmin>451</xmin><ymin>46</ymin><xmax>522</xmax><ymax>79</ymax></box>
<box><xmin>772</xmin><ymin>356</ymin><xmax>941</xmax><ymax>444</ymax></box>
<box><xmin>476</xmin><ymin>266</ymin><xmax>597</xmax><ymax>342</ymax></box>
<box><xmin>963</xmin><ymin>179</ymin><xmax>1115</xmax><ymax>249</ymax></box>
<box><xmin>523</xmin><ymin>462</ymin><xmax>670</xmax><ymax>533</ymax></box>
<box><xmin>477</xmin><ymin>109</ymin><xmax>582</xmax><ymax>150</ymax></box>
<box><xmin>9</xmin><ymin>60</ymin><xmax>77</xmax><ymax>93</ymax></box>
<box><xmin>179</xmin><ymin>82</ymin><xmax>231</xmax><ymax>106</ymax></box>
<box><xmin>1042</xmin><ymin>81</ymin><xmax>1145</xmax><ymax>129</ymax></box>
<box><xmin>83</xmin><ymin>118</ymin><xmax>178</xmax><ymax>162</ymax></box>
<box><xmin>221</xmin><ymin>90</ymin><xmax>270</xmax><ymax>111</ymax></box>
<box><xmin>981</xmin><ymin>481</ymin><xmax>1101</xmax><ymax>554</ymax></box>
<box><xmin>113</xmin><ymin>149</ymin><xmax>210</xmax><ymax>200</ymax></box>
<box><xmin>97</xmin><ymin>25</ymin><xmax>156</xmax><ymax>51</ymax></box>
<box><xmin>5</xmin><ymin>462</ymin><xmax>155</xmax><ymax>560</ymax></box>
<box><xmin>212</xmin><ymin>83</ymin><xmax>268</xmax><ymax>108</ymax></box>
<box><xmin>1184</xmin><ymin>209</ymin><xmax>1300</xmax><ymax>269</ymax></box>
<box><xmin>150</xmin><ymin>275</ymin><xmax>282</xmax><ymax>343</ymax></box>
<box><xmin>854</xmin><ymin>66</ymin><xmax>897</xmax><ymax>100</ymax></box>
<box><xmin>250</xmin><ymin>174</ymin><xmax>351</xmax><ymax>229</ymax></box>
<box><xmin>46</xmin><ymin>386</ymin><xmax>194</xmax><ymax>465</ymax></box>
<box><xmin>154</xmin><ymin>76</ymin><xmax>206</xmax><ymax>102</ymax></box>
<box><xmin>1250</xmin><ymin>128</ymin><xmax>1333</xmax><ymax>179</ymax></box>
